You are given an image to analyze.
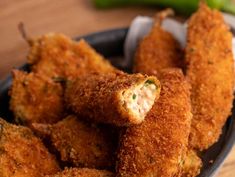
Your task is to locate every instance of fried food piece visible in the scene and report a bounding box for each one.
[32,115,117,169]
[9,70,64,125]
[186,3,234,150]
[134,9,183,76]
[28,33,115,80]
[65,72,161,126]
[117,69,192,177]
[46,168,114,177]
[181,150,202,177]
[0,118,60,177]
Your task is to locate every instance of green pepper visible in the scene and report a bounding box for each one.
[132,94,137,100]
[93,0,235,15]
[221,0,235,14]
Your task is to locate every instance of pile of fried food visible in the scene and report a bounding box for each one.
[0,3,234,177]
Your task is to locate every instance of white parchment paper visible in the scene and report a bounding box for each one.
[124,13,235,67]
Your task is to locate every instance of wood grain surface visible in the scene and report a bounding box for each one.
[0,1,234,176]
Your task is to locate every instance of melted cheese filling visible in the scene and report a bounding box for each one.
[122,80,158,121]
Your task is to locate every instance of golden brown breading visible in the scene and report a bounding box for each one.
[46,168,114,177]
[0,118,60,177]
[186,3,234,150]
[28,33,115,80]
[134,10,183,76]
[65,72,161,126]
[32,115,117,169]
[116,69,192,177]
[181,150,202,177]
[9,70,64,125]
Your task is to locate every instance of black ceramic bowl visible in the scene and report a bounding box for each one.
[0,28,235,177]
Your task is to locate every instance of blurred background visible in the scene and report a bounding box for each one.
[0,0,157,79]
[0,1,235,176]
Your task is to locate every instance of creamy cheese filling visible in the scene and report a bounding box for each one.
[122,80,158,121]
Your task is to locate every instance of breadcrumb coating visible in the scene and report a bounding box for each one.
[117,69,192,177]
[65,72,161,126]
[186,3,234,150]
[181,150,202,177]
[28,33,115,80]
[9,70,64,125]
[134,10,183,76]
[0,118,60,177]
[46,168,114,177]
[32,115,117,169]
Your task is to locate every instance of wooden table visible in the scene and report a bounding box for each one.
[0,1,234,176]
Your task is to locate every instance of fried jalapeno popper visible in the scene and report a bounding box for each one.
[65,72,161,126]
[32,115,117,169]
[9,70,64,125]
[186,3,234,150]
[27,33,115,80]
[117,69,192,177]
[46,168,114,177]
[134,10,183,76]
[0,118,60,177]
[181,150,202,177]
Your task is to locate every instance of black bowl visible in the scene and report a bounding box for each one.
[0,28,234,177]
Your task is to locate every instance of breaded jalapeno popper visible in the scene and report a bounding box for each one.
[186,3,234,150]
[27,33,115,80]
[65,72,161,126]
[181,150,202,177]
[32,115,117,169]
[0,118,60,177]
[46,168,114,177]
[134,9,183,76]
[9,70,64,125]
[117,69,192,177]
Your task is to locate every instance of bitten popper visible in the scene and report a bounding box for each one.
[117,69,192,177]
[65,72,161,126]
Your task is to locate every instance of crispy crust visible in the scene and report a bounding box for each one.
[9,70,64,125]
[186,3,234,150]
[181,150,202,177]
[134,15,183,76]
[0,118,60,177]
[32,115,117,169]
[116,69,192,177]
[65,72,161,126]
[28,33,115,80]
[46,168,114,177]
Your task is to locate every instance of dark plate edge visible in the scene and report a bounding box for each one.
[206,117,235,177]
